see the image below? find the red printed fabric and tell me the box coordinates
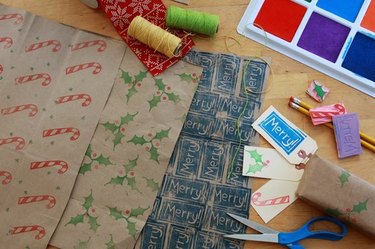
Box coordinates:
[98,0,195,76]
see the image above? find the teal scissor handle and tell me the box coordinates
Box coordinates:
[278,216,347,247]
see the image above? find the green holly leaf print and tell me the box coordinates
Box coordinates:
[120,70,132,84]
[339,171,351,187]
[105,234,115,249]
[74,238,90,249]
[79,162,92,175]
[134,71,147,82]
[105,176,126,186]
[121,112,138,125]
[246,163,264,174]
[96,154,112,166]
[247,150,263,164]
[88,215,100,232]
[130,206,149,218]
[108,206,125,220]
[144,177,160,192]
[314,82,326,100]
[66,214,85,226]
[154,128,171,141]
[128,135,148,145]
[113,132,125,149]
[326,208,344,218]
[148,95,161,110]
[154,78,166,91]
[166,92,180,103]
[124,156,138,174]
[126,176,139,191]
[127,220,137,237]
[103,122,118,133]
[83,191,94,212]
[85,144,93,158]
[149,145,159,163]
[352,199,368,214]
[126,84,138,103]
[177,73,193,83]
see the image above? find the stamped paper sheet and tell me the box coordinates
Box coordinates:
[0,4,125,248]
[137,50,270,249]
[49,48,203,248]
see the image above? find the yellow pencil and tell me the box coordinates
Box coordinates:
[290,96,375,146]
[288,101,375,153]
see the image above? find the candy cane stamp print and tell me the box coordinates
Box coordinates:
[0,171,12,185]
[251,192,290,206]
[55,93,92,107]
[42,127,80,141]
[1,104,39,117]
[0,64,3,74]
[0,13,23,25]
[30,160,68,174]
[18,195,56,209]
[0,137,26,150]
[15,73,52,87]
[10,225,46,240]
[25,40,61,53]
[71,40,107,52]
[66,62,102,75]
[0,37,13,49]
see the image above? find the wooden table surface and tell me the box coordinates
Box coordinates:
[1,0,374,248]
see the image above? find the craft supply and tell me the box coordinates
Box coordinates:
[128,16,181,58]
[297,155,375,237]
[252,105,318,165]
[309,103,347,125]
[250,179,300,223]
[243,146,303,181]
[96,0,194,76]
[333,113,362,158]
[306,80,330,102]
[224,213,347,247]
[166,6,219,37]
[289,96,375,152]
[238,0,375,97]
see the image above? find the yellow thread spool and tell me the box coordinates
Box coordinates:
[128,16,182,58]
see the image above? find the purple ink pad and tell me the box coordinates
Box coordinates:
[297,12,350,63]
[332,113,362,158]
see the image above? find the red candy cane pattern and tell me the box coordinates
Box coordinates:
[0,13,23,24]
[30,160,68,174]
[71,40,107,52]
[0,64,3,74]
[10,225,46,240]
[15,73,52,87]
[42,127,80,141]
[18,195,56,209]
[55,93,92,107]
[66,62,102,75]
[251,192,290,206]
[0,171,12,185]
[0,37,13,49]
[0,137,26,150]
[1,104,39,117]
[25,40,61,53]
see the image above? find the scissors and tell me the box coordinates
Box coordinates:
[224,213,347,249]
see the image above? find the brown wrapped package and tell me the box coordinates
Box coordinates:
[296,155,375,238]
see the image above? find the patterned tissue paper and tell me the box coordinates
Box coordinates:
[296,155,375,237]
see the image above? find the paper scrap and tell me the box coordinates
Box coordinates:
[332,113,362,158]
[306,80,330,102]
[243,146,304,181]
[251,179,299,223]
[252,105,318,165]
[0,4,125,248]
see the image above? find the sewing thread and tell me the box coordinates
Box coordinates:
[128,16,182,58]
[166,6,219,37]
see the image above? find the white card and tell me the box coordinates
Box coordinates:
[243,146,304,181]
[252,106,318,165]
[251,179,299,223]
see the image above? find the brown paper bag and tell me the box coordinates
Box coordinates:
[296,155,375,238]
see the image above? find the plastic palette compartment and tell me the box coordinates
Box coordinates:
[238,0,375,97]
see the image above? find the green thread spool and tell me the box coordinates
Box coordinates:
[166,6,219,37]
